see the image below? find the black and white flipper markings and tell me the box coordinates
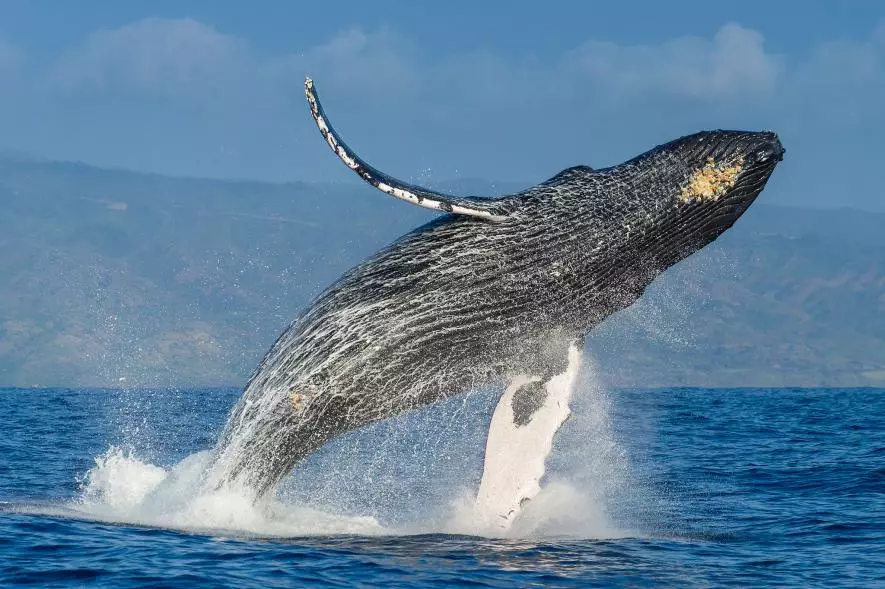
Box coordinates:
[473,345,582,531]
[305,78,509,222]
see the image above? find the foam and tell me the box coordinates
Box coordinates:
[444,480,625,538]
[52,357,630,540]
[71,447,384,537]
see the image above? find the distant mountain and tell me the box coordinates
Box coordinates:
[1,156,883,387]
[589,204,885,387]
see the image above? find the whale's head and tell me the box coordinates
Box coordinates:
[595,130,784,273]
[534,129,784,318]
[651,129,782,219]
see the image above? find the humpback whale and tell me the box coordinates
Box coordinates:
[205,78,784,527]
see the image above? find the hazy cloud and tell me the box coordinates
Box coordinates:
[3,18,885,209]
[566,24,780,102]
[39,19,786,107]
[50,18,251,99]
[803,36,882,85]
[785,19,885,127]
[296,28,419,96]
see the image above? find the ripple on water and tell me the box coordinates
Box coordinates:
[0,387,882,587]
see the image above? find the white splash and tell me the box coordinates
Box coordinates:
[472,345,582,531]
[56,351,629,540]
[79,446,167,511]
[446,349,628,539]
[72,446,384,536]
[444,479,624,539]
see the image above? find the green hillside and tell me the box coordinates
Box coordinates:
[1,156,883,387]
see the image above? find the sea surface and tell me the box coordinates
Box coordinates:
[0,382,882,587]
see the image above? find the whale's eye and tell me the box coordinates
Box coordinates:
[679,156,745,203]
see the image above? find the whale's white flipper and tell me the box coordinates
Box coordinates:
[474,345,582,531]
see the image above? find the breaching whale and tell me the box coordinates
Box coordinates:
[204,78,784,528]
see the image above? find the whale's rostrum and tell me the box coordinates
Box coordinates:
[203,78,784,527]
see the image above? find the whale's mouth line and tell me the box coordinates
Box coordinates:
[721,153,780,209]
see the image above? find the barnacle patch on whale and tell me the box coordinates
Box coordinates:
[680,156,744,203]
[289,386,305,410]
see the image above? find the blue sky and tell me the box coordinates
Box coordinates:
[1,1,884,210]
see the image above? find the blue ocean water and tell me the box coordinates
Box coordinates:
[0,384,882,587]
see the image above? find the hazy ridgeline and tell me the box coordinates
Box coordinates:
[1,154,883,388]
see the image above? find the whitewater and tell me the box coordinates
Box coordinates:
[9,358,627,540]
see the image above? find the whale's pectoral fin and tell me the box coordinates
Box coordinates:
[304,78,510,222]
[474,345,582,531]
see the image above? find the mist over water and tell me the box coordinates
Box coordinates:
[60,358,628,539]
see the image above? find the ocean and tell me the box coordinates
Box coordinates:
[1,382,882,587]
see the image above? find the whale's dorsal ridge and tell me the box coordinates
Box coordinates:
[305,78,510,222]
[540,165,595,187]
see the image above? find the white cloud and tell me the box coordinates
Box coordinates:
[43,20,420,110]
[801,31,883,84]
[3,17,885,204]
[50,18,251,99]
[297,28,418,96]
[784,19,885,126]
[566,23,781,102]
[39,20,785,108]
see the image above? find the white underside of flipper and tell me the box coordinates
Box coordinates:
[473,345,582,532]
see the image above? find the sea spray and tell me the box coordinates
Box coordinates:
[78,446,167,511]
[445,356,629,538]
[67,354,629,539]
[75,446,384,536]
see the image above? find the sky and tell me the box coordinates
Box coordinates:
[1,0,884,210]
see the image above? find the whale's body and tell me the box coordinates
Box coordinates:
[206,80,784,500]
